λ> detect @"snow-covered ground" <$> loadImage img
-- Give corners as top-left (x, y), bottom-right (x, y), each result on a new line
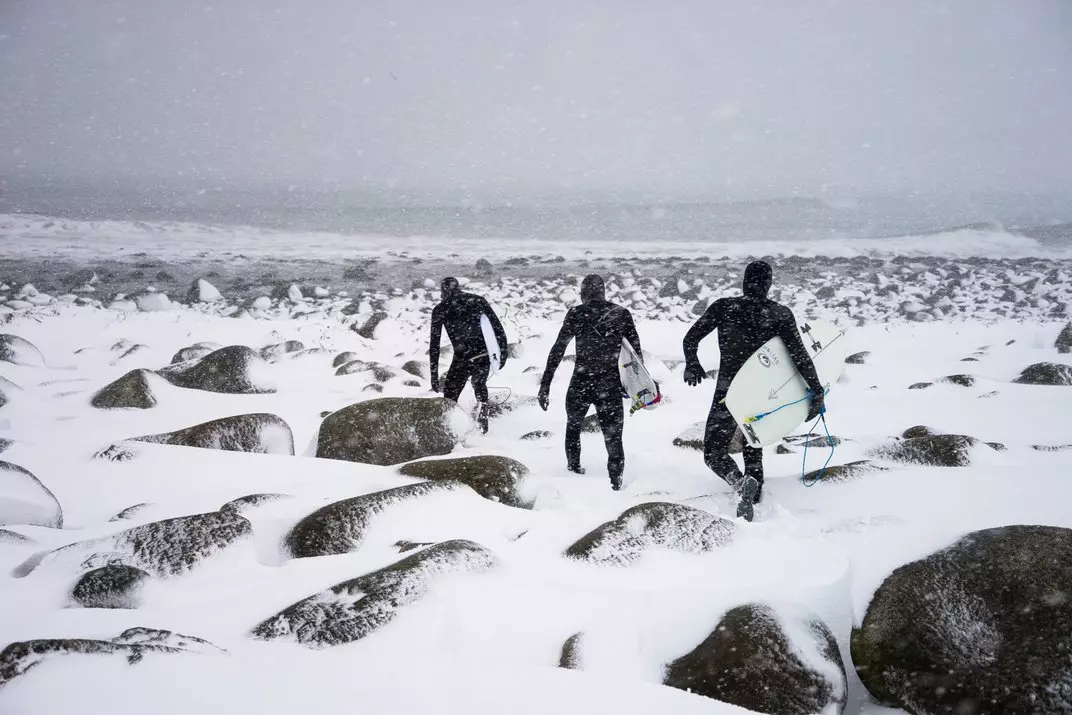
top-left (1, 222), bottom-right (1071, 714)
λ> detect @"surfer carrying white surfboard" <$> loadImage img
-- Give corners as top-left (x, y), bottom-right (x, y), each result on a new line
top-left (429, 277), bottom-right (508, 434)
top-left (682, 261), bottom-right (824, 521)
top-left (539, 274), bottom-right (643, 491)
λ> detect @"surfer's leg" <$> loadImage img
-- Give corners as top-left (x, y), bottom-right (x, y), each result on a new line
top-left (594, 382), bottom-right (625, 490)
top-left (441, 357), bottom-right (470, 402)
top-left (743, 446), bottom-right (764, 503)
top-left (703, 399), bottom-right (745, 487)
top-left (564, 380), bottom-right (589, 473)
top-left (471, 358), bottom-right (491, 434)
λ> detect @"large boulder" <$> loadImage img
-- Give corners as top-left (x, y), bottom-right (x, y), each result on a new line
top-left (259, 340), bottom-right (305, 362)
top-left (186, 278), bottom-right (223, 303)
top-left (868, 434), bottom-right (990, 467)
top-left (665, 603), bottom-right (847, 715)
top-left (353, 311), bottom-right (389, 339)
top-left (332, 351), bottom-right (361, 368)
top-left (1056, 323), bottom-right (1072, 354)
top-left (131, 413), bottom-right (294, 455)
top-left (17, 509), bottom-right (253, 578)
top-left (159, 345), bottom-right (275, 394)
top-left (565, 502), bottom-right (735, 565)
top-left (71, 564), bottom-right (151, 609)
top-left (852, 525), bottom-right (1072, 714)
top-left (0, 374), bottom-right (22, 409)
top-left (803, 460), bottom-right (887, 484)
top-left (398, 455), bottom-right (532, 508)
top-left (0, 628), bottom-right (223, 689)
top-left (252, 540), bottom-right (497, 648)
top-left (316, 397), bottom-right (468, 466)
top-left (91, 369), bottom-right (161, 409)
top-left (285, 482), bottom-right (467, 559)
top-left (0, 334), bottom-right (45, 367)
top-left (170, 342), bottom-right (221, 365)
top-left (1013, 361), bottom-right (1072, 386)
top-left (845, 351), bottom-right (870, 364)
top-left (0, 460), bottom-right (63, 528)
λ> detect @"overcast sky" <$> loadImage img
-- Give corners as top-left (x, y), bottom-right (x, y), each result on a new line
top-left (1, 0), bottom-right (1070, 201)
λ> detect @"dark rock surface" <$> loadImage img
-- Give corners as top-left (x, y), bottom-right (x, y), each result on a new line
top-left (869, 434), bottom-right (991, 467)
top-left (316, 397), bottom-right (464, 466)
top-left (158, 345), bottom-right (275, 394)
top-left (1013, 361), bottom-right (1072, 386)
top-left (71, 564), bottom-right (151, 609)
top-left (398, 455), bottom-right (532, 508)
top-left (131, 413), bottom-right (294, 455)
top-left (91, 369), bottom-right (159, 409)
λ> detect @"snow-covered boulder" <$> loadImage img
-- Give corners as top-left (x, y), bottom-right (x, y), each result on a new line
top-left (259, 340), bottom-right (305, 362)
top-left (852, 525), bottom-right (1072, 714)
top-left (252, 540), bottom-right (497, 647)
top-left (845, 351), bottom-right (870, 364)
top-left (0, 628), bottom-right (224, 690)
top-left (1057, 323), bottom-right (1072, 354)
top-left (665, 603), bottom-right (846, 715)
top-left (71, 564), bottom-right (151, 609)
top-left (401, 359), bottom-right (428, 379)
top-left (135, 292), bottom-right (173, 312)
top-left (186, 278), bottom-right (223, 303)
top-left (0, 334), bottom-right (45, 367)
top-left (131, 413), bottom-right (295, 456)
top-left (107, 299), bottom-right (138, 312)
top-left (316, 397), bottom-right (469, 466)
top-left (565, 503), bottom-right (735, 565)
top-left (398, 455), bottom-right (532, 508)
top-left (802, 459), bottom-right (887, 484)
top-left (1012, 361), bottom-right (1072, 386)
top-left (251, 296), bottom-right (272, 311)
top-left (868, 434), bottom-right (994, 467)
top-left (332, 351), bottom-right (362, 368)
top-left (0, 460), bottom-right (63, 528)
top-left (170, 342), bottom-right (222, 365)
top-left (353, 311), bottom-right (389, 339)
top-left (0, 374), bottom-right (23, 409)
top-left (159, 346), bottom-right (275, 394)
top-left (672, 422), bottom-right (744, 454)
top-left (285, 482), bottom-right (469, 558)
top-left (91, 369), bottom-right (162, 410)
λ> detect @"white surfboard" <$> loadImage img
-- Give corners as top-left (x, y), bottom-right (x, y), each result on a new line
top-left (724, 321), bottom-right (847, 448)
top-left (619, 339), bottom-right (661, 414)
top-left (480, 314), bottom-right (504, 377)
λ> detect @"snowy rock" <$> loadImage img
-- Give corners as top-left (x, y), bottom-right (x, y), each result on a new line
top-left (286, 482), bottom-right (469, 558)
top-left (286, 284), bottom-right (305, 303)
top-left (3, 300), bottom-right (33, 311)
top-left (401, 359), bottom-right (428, 379)
top-left (251, 296), bottom-right (272, 311)
top-left (802, 459), bottom-right (887, 484)
top-left (901, 425), bottom-right (937, 439)
top-left (0, 334), bottom-right (46, 367)
top-left (852, 525), bottom-right (1072, 714)
top-left (353, 311), bottom-right (389, 339)
top-left (520, 430), bottom-right (552, 441)
top-left (131, 413), bottom-right (295, 456)
top-left (91, 369), bottom-right (161, 410)
top-left (18, 510), bottom-right (253, 578)
top-left (108, 299), bottom-right (139, 312)
top-left (0, 460), bottom-right (63, 528)
top-left (135, 292), bottom-right (173, 312)
top-left (316, 397), bottom-right (468, 466)
top-left (869, 434), bottom-right (992, 467)
top-left (0, 528), bottom-right (32, 545)
top-left (1012, 361), bottom-right (1072, 386)
top-left (71, 564), bottom-right (151, 609)
top-left (252, 540), bottom-right (497, 648)
top-left (170, 342), bottom-right (221, 365)
top-left (0, 628), bottom-right (224, 689)
top-left (332, 351), bottom-right (362, 368)
top-left (665, 603), bottom-right (846, 715)
top-left (187, 278), bottom-right (223, 303)
top-left (672, 422), bottom-right (744, 454)
top-left (14, 283), bottom-right (39, 298)
top-left (259, 340), bottom-right (305, 362)
top-left (313, 286), bottom-right (330, 298)
top-left (1057, 323), bottom-right (1072, 354)
top-left (0, 374), bottom-right (23, 409)
top-left (565, 503), bottom-right (735, 565)
top-left (844, 351), bottom-right (870, 364)
top-left (939, 373), bottom-right (976, 387)
top-left (218, 493), bottom-right (288, 516)
top-left (558, 633), bottom-right (585, 669)
top-left (397, 455), bottom-right (532, 508)
top-left (334, 359), bottom-right (372, 376)
top-left (159, 346), bottom-right (275, 394)
top-left (108, 503), bottom-right (152, 521)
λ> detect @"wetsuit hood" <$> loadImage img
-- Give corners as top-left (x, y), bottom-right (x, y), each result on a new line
top-left (743, 261), bottom-right (773, 299)
top-left (580, 274), bottom-right (606, 303)
top-left (440, 277), bottom-right (461, 301)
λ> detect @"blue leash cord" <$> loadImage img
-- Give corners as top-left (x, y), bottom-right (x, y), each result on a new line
top-left (801, 411), bottom-right (835, 487)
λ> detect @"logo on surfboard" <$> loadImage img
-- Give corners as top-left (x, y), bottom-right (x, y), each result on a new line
top-left (757, 347), bottom-right (778, 368)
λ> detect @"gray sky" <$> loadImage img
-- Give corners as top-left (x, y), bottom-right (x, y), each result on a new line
top-left (2, 0), bottom-right (1070, 200)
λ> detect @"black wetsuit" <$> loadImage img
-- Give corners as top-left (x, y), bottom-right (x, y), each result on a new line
top-left (683, 263), bottom-right (822, 493)
top-left (429, 291), bottom-right (507, 404)
top-left (540, 276), bottom-right (642, 485)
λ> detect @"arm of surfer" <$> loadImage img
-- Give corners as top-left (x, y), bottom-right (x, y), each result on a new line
top-left (539, 310), bottom-right (576, 410)
top-left (778, 309), bottom-right (824, 418)
top-left (483, 299), bottom-right (509, 368)
top-left (682, 300), bottom-right (722, 386)
top-left (429, 305), bottom-right (444, 392)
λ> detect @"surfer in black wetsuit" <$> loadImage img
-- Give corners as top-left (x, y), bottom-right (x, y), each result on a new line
top-left (429, 277), bottom-right (508, 434)
top-left (539, 275), bottom-right (642, 490)
top-left (682, 260), bottom-right (824, 521)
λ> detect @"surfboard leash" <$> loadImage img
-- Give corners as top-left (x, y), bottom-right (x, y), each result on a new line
top-left (801, 411), bottom-right (835, 487)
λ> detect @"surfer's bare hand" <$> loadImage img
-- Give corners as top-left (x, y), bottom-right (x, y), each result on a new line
top-left (806, 390), bottom-right (825, 421)
top-left (538, 387), bottom-right (550, 411)
top-left (683, 363), bottom-right (705, 387)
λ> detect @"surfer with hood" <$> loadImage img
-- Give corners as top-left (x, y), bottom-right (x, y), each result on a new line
top-left (429, 277), bottom-right (508, 434)
top-left (539, 274), bottom-right (643, 490)
top-left (682, 260), bottom-right (824, 521)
